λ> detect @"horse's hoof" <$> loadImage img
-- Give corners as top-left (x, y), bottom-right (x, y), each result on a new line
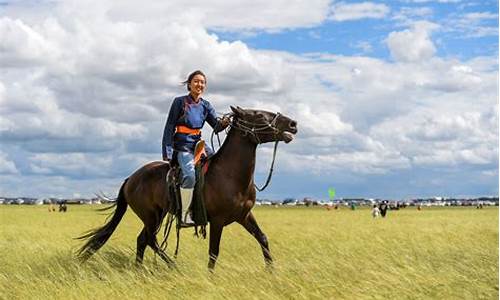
top-left (265, 261), bottom-right (274, 273)
top-left (167, 260), bottom-right (177, 270)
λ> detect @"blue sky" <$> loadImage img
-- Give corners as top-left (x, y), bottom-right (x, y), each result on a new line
top-left (213, 1), bottom-right (498, 60)
top-left (0, 0), bottom-right (498, 200)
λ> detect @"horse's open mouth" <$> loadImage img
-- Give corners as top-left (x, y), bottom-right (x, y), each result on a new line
top-left (282, 131), bottom-right (294, 143)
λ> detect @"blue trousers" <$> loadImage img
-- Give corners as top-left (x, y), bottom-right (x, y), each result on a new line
top-left (176, 144), bottom-right (214, 189)
top-left (177, 151), bottom-right (195, 188)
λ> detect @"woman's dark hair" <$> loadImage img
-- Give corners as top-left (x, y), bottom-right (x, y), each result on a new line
top-left (182, 70), bottom-right (206, 91)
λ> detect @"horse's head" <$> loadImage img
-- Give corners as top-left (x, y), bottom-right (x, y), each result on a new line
top-left (230, 106), bottom-right (298, 144)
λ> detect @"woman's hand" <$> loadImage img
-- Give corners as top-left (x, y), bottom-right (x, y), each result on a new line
top-left (220, 116), bottom-right (230, 128)
top-left (164, 146), bottom-right (173, 161)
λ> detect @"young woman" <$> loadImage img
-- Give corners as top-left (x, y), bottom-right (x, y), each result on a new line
top-left (162, 70), bottom-right (229, 226)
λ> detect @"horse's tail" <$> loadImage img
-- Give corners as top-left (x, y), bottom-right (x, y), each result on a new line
top-left (76, 178), bottom-right (129, 262)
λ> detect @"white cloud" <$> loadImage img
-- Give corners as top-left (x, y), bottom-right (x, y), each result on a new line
top-left (329, 2), bottom-right (390, 21)
top-left (449, 11), bottom-right (499, 38)
top-left (386, 21), bottom-right (439, 62)
top-left (0, 1), bottom-right (497, 198)
top-left (284, 52), bottom-right (497, 175)
top-left (392, 6), bottom-right (434, 26)
top-left (403, 0), bottom-right (461, 3)
top-left (352, 41), bottom-right (373, 53)
top-left (0, 17), bottom-right (56, 67)
top-left (29, 153), bottom-right (111, 176)
top-left (371, 108), bottom-right (498, 167)
top-left (464, 12), bottom-right (498, 21)
top-left (0, 152), bottom-right (18, 174)
top-left (59, 0), bottom-right (332, 33)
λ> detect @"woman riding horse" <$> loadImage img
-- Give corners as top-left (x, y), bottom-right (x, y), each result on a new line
top-left (77, 85), bottom-right (298, 271)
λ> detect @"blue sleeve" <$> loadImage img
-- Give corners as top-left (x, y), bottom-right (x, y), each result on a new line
top-left (204, 100), bottom-right (222, 132)
top-left (162, 97), bottom-right (182, 159)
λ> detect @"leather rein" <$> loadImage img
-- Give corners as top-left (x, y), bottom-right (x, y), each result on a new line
top-left (221, 112), bottom-right (282, 192)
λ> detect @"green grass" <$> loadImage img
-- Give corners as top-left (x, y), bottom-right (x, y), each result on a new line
top-left (1, 205), bottom-right (498, 299)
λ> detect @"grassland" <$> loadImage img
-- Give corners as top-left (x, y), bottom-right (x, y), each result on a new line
top-left (0, 205), bottom-right (498, 299)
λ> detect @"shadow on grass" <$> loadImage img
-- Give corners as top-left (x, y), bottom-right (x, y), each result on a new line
top-left (81, 249), bottom-right (178, 276)
top-left (96, 250), bottom-right (134, 270)
top-left (29, 248), bottom-right (161, 279)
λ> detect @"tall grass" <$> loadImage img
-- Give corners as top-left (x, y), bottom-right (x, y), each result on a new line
top-left (1, 205), bottom-right (498, 299)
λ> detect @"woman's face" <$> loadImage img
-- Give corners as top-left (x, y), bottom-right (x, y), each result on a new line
top-left (189, 74), bottom-right (206, 97)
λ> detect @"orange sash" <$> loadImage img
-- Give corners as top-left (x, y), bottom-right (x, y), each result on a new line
top-left (176, 125), bottom-right (201, 135)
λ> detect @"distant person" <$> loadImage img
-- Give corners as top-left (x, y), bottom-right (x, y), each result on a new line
top-left (59, 200), bottom-right (67, 212)
top-left (379, 201), bottom-right (388, 217)
top-left (371, 204), bottom-right (380, 218)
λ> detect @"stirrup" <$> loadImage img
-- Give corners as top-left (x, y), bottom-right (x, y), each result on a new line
top-left (179, 213), bottom-right (195, 228)
top-left (179, 221), bottom-right (195, 228)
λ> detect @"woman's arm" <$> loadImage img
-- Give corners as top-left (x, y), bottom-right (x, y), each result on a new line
top-left (162, 97), bottom-right (182, 160)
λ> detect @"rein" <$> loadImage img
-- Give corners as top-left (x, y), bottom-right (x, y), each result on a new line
top-left (254, 140), bottom-right (279, 192)
top-left (227, 112), bottom-right (282, 192)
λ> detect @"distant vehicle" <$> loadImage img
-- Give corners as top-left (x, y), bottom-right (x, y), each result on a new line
top-left (33, 198), bottom-right (44, 205)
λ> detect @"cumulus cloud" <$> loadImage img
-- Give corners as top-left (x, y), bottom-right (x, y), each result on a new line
top-left (0, 152), bottom-right (18, 174)
top-left (70, 0), bottom-right (332, 33)
top-left (262, 53), bottom-right (498, 177)
top-left (371, 109), bottom-right (498, 167)
top-left (386, 21), bottom-right (439, 62)
top-left (0, 17), bottom-right (56, 67)
top-left (0, 1), bottom-right (497, 198)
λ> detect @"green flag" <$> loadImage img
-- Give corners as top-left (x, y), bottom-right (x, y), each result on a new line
top-left (328, 188), bottom-right (336, 201)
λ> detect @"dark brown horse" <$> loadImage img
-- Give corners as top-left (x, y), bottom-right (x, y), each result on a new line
top-left (77, 106), bottom-right (297, 270)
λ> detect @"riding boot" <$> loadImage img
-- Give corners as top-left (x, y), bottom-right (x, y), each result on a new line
top-left (180, 187), bottom-right (195, 227)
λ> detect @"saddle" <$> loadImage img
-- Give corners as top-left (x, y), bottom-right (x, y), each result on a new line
top-left (166, 141), bottom-right (210, 232)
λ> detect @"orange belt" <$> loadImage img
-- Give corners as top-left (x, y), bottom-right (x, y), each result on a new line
top-left (176, 125), bottom-right (201, 135)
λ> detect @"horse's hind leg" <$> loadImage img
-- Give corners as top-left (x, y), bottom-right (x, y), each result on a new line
top-left (136, 227), bottom-right (147, 264)
top-left (145, 229), bottom-right (175, 268)
top-left (239, 212), bottom-right (273, 266)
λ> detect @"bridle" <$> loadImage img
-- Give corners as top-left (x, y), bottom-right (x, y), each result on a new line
top-left (211, 111), bottom-right (283, 192)
top-left (231, 112), bottom-right (283, 191)
top-left (229, 112), bottom-right (282, 144)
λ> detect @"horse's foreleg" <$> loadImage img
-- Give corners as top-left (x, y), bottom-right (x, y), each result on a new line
top-left (239, 212), bottom-right (273, 266)
top-left (208, 222), bottom-right (223, 271)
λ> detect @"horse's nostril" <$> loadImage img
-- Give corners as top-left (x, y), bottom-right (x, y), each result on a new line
top-left (290, 121), bottom-right (297, 128)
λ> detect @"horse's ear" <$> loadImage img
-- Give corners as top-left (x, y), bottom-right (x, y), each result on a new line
top-left (231, 106), bottom-right (246, 116)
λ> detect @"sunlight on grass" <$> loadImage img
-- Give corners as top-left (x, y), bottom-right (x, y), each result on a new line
top-left (0, 205), bottom-right (498, 299)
